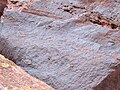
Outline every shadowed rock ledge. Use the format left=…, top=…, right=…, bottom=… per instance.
left=94, top=64, right=120, bottom=90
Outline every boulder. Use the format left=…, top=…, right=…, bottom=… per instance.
left=0, top=0, right=120, bottom=90
left=0, top=54, right=54, bottom=90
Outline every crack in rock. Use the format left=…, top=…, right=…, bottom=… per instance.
left=76, top=11, right=120, bottom=30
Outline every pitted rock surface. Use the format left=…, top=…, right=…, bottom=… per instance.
left=0, top=0, right=120, bottom=90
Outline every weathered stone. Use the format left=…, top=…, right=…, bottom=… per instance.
left=0, top=54, right=54, bottom=90
left=0, top=0, right=120, bottom=90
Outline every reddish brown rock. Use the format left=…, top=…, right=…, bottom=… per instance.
left=94, top=64, right=120, bottom=90
left=0, top=54, right=54, bottom=90
left=0, top=0, right=8, bottom=17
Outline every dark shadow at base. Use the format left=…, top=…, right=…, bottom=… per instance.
left=94, top=65, right=120, bottom=90
left=0, top=37, right=14, bottom=60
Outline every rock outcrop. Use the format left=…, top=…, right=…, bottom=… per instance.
left=0, top=54, right=54, bottom=90
left=0, top=0, right=120, bottom=90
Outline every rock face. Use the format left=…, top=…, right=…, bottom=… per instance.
left=0, top=0, right=120, bottom=90
left=0, top=54, right=54, bottom=90
left=94, top=64, right=120, bottom=90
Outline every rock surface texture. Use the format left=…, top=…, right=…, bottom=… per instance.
left=0, top=0, right=120, bottom=90
left=0, top=54, right=54, bottom=90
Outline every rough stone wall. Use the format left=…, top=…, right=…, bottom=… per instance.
left=0, top=0, right=120, bottom=90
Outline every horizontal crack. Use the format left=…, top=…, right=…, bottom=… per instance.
left=76, top=11, right=120, bottom=30
left=22, top=9, right=64, bottom=19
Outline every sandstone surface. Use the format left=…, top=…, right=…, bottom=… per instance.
left=0, top=54, right=54, bottom=90
left=0, top=0, right=120, bottom=90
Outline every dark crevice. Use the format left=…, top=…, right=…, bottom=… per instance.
left=75, top=11, right=120, bottom=30
left=89, top=13, right=120, bottom=30
left=0, top=37, right=14, bottom=61
left=111, top=23, right=118, bottom=29
left=90, top=18, right=119, bottom=30
left=0, top=36, right=23, bottom=65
